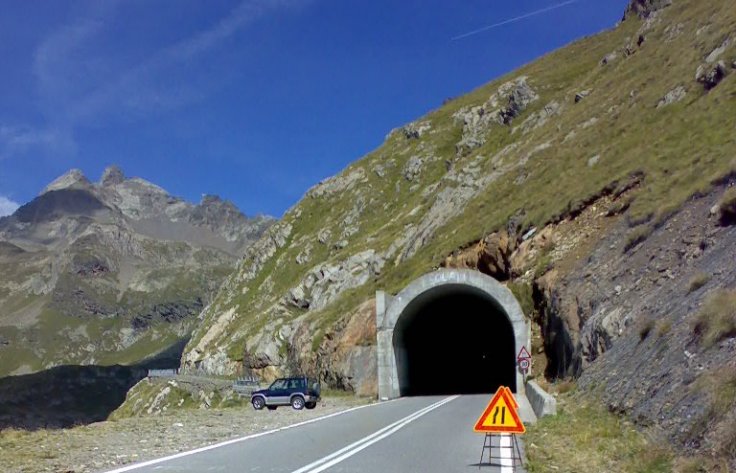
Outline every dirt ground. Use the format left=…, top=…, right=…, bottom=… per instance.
left=0, top=396, right=370, bottom=473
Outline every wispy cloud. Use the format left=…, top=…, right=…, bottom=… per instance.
left=0, top=125, right=75, bottom=160
left=452, top=0, right=580, bottom=41
left=0, top=196, right=20, bottom=217
left=3, top=0, right=308, bottom=161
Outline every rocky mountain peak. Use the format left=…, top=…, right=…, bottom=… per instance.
left=42, top=169, right=91, bottom=195
left=100, top=165, right=125, bottom=187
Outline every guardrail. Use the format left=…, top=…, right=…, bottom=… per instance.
left=147, top=369, right=179, bottom=378
left=232, top=376, right=261, bottom=397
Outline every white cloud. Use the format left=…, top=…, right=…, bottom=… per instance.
left=0, top=196, right=20, bottom=217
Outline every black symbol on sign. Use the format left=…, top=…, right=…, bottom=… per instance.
left=492, top=406, right=506, bottom=424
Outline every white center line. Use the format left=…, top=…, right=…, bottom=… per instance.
left=291, top=395, right=459, bottom=473
left=102, top=400, right=395, bottom=473
left=499, top=434, right=514, bottom=473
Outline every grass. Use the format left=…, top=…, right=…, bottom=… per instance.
left=625, top=224, right=654, bottom=252
left=183, top=0, right=736, bottom=372
left=718, top=186, right=736, bottom=225
left=639, top=319, right=655, bottom=341
left=692, top=290, right=736, bottom=348
left=688, top=272, right=711, bottom=293
left=690, top=365, right=736, bottom=463
left=525, top=390, right=672, bottom=473
left=655, top=319, right=672, bottom=337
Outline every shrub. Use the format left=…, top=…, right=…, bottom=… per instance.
left=688, top=272, right=711, bottom=293
left=718, top=187, right=736, bottom=225
left=655, top=319, right=672, bottom=337
left=692, top=290, right=736, bottom=348
left=639, top=319, right=655, bottom=341
left=624, top=224, right=653, bottom=252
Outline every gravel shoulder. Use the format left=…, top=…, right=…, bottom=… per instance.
left=0, top=396, right=371, bottom=473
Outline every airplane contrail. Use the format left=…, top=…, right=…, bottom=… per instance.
left=451, top=0, right=581, bottom=41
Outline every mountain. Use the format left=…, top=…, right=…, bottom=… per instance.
left=0, top=166, right=274, bottom=376
left=178, top=0, right=735, bottom=461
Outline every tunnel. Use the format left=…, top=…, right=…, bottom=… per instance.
left=377, top=269, right=529, bottom=400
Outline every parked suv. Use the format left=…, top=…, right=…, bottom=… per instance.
left=251, top=376, right=320, bottom=410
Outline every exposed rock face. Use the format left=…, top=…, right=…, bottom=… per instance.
left=401, top=121, right=432, bottom=140
left=42, top=169, right=92, bottom=194
left=442, top=231, right=516, bottom=280
left=623, top=0, right=672, bottom=20
left=453, top=77, right=538, bottom=156
left=569, top=188, right=736, bottom=461
left=100, top=165, right=125, bottom=187
left=0, top=167, right=273, bottom=377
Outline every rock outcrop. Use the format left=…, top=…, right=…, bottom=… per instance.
left=623, top=0, right=672, bottom=20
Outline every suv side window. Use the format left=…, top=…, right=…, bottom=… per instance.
left=270, top=379, right=287, bottom=390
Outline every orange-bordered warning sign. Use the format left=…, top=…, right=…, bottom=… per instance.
left=504, top=386, right=519, bottom=409
left=473, top=386, right=525, bottom=434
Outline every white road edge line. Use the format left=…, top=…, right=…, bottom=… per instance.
left=102, top=399, right=399, bottom=473
left=292, top=395, right=460, bottom=473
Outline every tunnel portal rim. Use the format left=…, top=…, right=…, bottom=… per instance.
left=378, top=269, right=529, bottom=400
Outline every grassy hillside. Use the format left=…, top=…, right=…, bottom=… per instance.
left=183, top=0, right=736, bottom=374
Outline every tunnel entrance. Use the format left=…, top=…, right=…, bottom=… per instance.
left=393, top=286, right=516, bottom=396
left=377, top=269, right=529, bottom=400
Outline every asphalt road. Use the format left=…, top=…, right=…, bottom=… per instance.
left=105, top=395, right=528, bottom=473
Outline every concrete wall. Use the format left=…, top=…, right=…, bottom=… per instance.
left=526, top=380, right=557, bottom=418
left=376, top=269, right=530, bottom=400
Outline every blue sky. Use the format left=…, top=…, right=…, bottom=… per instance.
left=0, top=0, right=626, bottom=218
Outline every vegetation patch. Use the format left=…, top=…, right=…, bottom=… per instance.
left=525, top=390, right=672, bottom=473
left=718, top=187, right=736, bottom=225
left=688, top=272, right=711, bottom=293
left=625, top=224, right=654, bottom=253
left=692, top=290, right=736, bottom=348
left=690, top=365, right=736, bottom=465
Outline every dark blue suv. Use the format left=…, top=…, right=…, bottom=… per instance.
left=251, top=376, right=321, bottom=410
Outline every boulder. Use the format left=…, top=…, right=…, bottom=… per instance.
left=696, top=61, right=728, bottom=90
left=656, top=85, right=687, bottom=108
left=403, top=156, right=423, bottom=181
left=401, top=121, right=432, bottom=140
left=574, top=90, right=591, bottom=103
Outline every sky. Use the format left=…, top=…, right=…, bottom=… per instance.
left=0, top=0, right=627, bottom=218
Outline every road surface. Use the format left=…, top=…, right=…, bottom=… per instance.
left=105, top=395, right=533, bottom=473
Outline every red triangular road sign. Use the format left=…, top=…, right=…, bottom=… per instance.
left=504, top=386, right=519, bottom=409
left=517, top=346, right=531, bottom=361
left=473, top=386, right=525, bottom=434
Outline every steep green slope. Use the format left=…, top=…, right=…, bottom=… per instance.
left=182, top=0, right=736, bottom=382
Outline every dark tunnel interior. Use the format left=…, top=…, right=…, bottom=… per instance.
left=393, top=285, right=516, bottom=396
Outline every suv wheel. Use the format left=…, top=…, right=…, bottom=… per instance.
left=252, top=397, right=265, bottom=410
left=291, top=396, right=305, bottom=410
left=305, top=402, right=316, bottom=410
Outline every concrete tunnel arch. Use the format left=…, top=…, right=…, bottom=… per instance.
left=376, top=269, right=530, bottom=400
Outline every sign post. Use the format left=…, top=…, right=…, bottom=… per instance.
left=517, top=346, right=532, bottom=382
left=474, top=386, right=525, bottom=469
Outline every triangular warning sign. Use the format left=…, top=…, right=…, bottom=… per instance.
left=517, top=346, right=531, bottom=361
left=504, top=386, right=519, bottom=409
left=473, top=386, right=525, bottom=434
